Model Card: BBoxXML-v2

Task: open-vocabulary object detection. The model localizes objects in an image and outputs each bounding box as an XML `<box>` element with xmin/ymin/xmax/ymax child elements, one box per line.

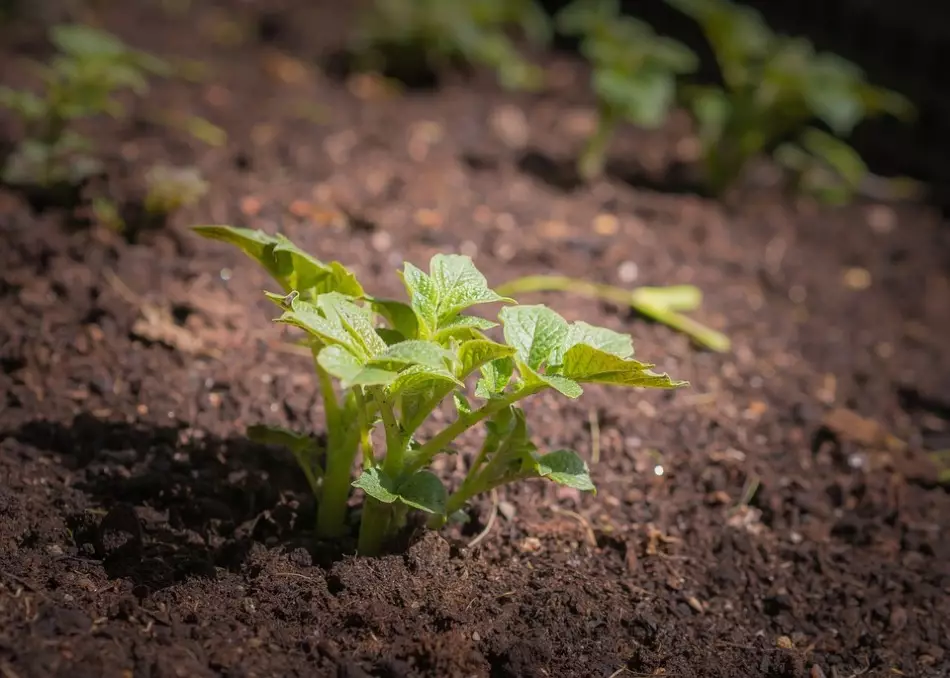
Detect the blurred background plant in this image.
<box><xmin>556</xmin><ymin>0</ymin><xmax>698</xmax><ymax>182</ymax></box>
<box><xmin>0</xmin><ymin>24</ymin><xmax>170</xmax><ymax>194</ymax></box>
<box><xmin>666</xmin><ymin>0</ymin><xmax>915</xmax><ymax>202</ymax></box>
<box><xmin>349</xmin><ymin>0</ymin><xmax>552</xmax><ymax>90</ymax></box>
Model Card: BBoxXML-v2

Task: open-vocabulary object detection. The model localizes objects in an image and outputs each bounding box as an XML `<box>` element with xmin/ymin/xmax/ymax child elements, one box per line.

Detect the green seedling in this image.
<box><xmin>351</xmin><ymin>0</ymin><xmax>552</xmax><ymax>90</ymax></box>
<box><xmin>144</xmin><ymin>164</ymin><xmax>208</xmax><ymax>216</ymax></box>
<box><xmin>495</xmin><ymin>275</ymin><xmax>730</xmax><ymax>352</ymax></box>
<box><xmin>0</xmin><ymin>24</ymin><xmax>170</xmax><ymax>190</ymax></box>
<box><xmin>557</xmin><ymin>0</ymin><xmax>698</xmax><ymax>181</ymax></box>
<box><xmin>666</xmin><ymin>0</ymin><xmax>913</xmax><ymax>201</ymax></box>
<box><xmin>195</xmin><ymin>225</ymin><xmax>686</xmax><ymax>555</ymax></box>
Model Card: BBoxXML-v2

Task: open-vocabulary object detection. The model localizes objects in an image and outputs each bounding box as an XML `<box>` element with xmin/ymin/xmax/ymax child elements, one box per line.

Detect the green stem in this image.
<box><xmin>579</xmin><ymin>104</ymin><xmax>616</xmax><ymax>183</ymax></box>
<box><xmin>352</xmin><ymin>388</ymin><xmax>375</xmax><ymax>468</ymax></box>
<box><xmin>374</xmin><ymin>388</ymin><xmax>405</xmax><ymax>477</ymax></box>
<box><xmin>317</xmin><ymin>442</ymin><xmax>356</xmax><ymax>538</ymax></box>
<box><xmin>357</xmin><ymin>498</ymin><xmax>393</xmax><ymax>556</ymax></box>
<box><xmin>405</xmin><ymin>388</ymin><xmax>539</xmax><ymax>475</ymax></box>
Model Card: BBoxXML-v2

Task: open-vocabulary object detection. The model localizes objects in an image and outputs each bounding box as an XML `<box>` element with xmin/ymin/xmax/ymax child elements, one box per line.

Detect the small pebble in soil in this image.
<box><xmin>843</xmin><ymin>267</ymin><xmax>872</xmax><ymax>290</ymax></box>
<box><xmin>617</xmin><ymin>261</ymin><xmax>638</xmax><ymax>284</ymax></box>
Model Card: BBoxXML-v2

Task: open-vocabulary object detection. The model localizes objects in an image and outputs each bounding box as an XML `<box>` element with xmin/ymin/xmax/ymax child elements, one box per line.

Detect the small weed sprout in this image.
<box><xmin>351</xmin><ymin>0</ymin><xmax>552</xmax><ymax>90</ymax></box>
<box><xmin>667</xmin><ymin>0</ymin><xmax>913</xmax><ymax>201</ymax></box>
<box><xmin>0</xmin><ymin>24</ymin><xmax>170</xmax><ymax>189</ymax></box>
<box><xmin>144</xmin><ymin>164</ymin><xmax>208</xmax><ymax>216</ymax></box>
<box><xmin>195</xmin><ymin>225</ymin><xmax>685</xmax><ymax>555</ymax></box>
<box><xmin>558</xmin><ymin>0</ymin><xmax>698</xmax><ymax>181</ymax></box>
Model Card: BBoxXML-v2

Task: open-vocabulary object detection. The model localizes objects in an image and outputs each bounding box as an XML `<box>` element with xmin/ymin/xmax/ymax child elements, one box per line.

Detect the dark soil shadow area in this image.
<box><xmin>517</xmin><ymin>148</ymin><xmax>708</xmax><ymax>196</ymax></box>
<box><xmin>2</xmin><ymin>414</ymin><xmax>348</xmax><ymax>594</ymax></box>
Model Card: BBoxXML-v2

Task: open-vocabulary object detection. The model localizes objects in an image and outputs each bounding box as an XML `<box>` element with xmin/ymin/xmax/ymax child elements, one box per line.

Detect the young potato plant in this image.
<box><xmin>0</xmin><ymin>24</ymin><xmax>170</xmax><ymax>191</ymax></box>
<box><xmin>195</xmin><ymin>225</ymin><xmax>685</xmax><ymax>556</ymax></box>
<box><xmin>350</xmin><ymin>0</ymin><xmax>551</xmax><ymax>90</ymax></box>
<box><xmin>666</xmin><ymin>0</ymin><xmax>913</xmax><ymax>201</ymax></box>
<box><xmin>557</xmin><ymin>0</ymin><xmax>698</xmax><ymax>181</ymax></box>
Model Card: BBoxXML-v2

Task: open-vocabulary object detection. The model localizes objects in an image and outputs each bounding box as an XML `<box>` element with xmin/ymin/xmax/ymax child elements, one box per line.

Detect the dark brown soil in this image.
<box><xmin>2</xmin><ymin>2</ymin><xmax>950</xmax><ymax>677</ymax></box>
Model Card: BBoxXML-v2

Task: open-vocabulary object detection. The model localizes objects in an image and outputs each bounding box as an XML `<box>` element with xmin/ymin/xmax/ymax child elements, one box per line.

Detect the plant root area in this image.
<box><xmin>1</xmin><ymin>2</ymin><xmax>949</xmax><ymax>677</ymax></box>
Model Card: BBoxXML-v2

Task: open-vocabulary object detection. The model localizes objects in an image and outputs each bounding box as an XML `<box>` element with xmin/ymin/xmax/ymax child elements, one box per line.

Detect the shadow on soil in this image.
<box><xmin>2</xmin><ymin>414</ymin><xmax>351</xmax><ymax>594</ymax></box>
<box><xmin>516</xmin><ymin>148</ymin><xmax>709</xmax><ymax>196</ymax></box>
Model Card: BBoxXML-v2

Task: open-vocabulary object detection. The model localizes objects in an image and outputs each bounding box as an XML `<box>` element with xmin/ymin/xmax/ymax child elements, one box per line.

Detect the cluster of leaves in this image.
<box><xmin>666</xmin><ymin>0</ymin><xmax>914</xmax><ymax>202</ymax></box>
<box><xmin>350</xmin><ymin>0</ymin><xmax>552</xmax><ymax>90</ymax></box>
<box><xmin>557</xmin><ymin>0</ymin><xmax>698</xmax><ymax>181</ymax></box>
<box><xmin>195</xmin><ymin>225</ymin><xmax>685</xmax><ymax>555</ymax></box>
<box><xmin>0</xmin><ymin>24</ymin><xmax>170</xmax><ymax>189</ymax></box>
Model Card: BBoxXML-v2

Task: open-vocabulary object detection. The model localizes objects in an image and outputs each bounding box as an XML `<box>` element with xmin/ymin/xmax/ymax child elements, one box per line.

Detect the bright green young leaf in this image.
<box><xmin>370</xmin><ymin>340</ymin><xmax>454</xmax><ymax>372</ymax></box>
<box><xmin>455</xmin><ymin>339</ymin><xmax>516</xmax><ymax>380</ymax></box>
<box><xmin>401</xmin><ymin>261</ymin><xmax>440</xmax><ymax>335</ymax></box>
<box><xmin>475</xmin><ymin>356</ymin><xmax>515</xmax><ymax>398</ymax></box>
<box><xmin>394</xmin><ymin>470</ymin><xmax>447</xmax><ymax>514</ymax></box>
<box><xmin>429</xmin><ymin>253</ymin><xmax>512</xmax><ymax>324</ymax></box>
<box><xmin>317</xmin><ymin>345</ymin><xmax>398</xmax><ymax>388</ymax></box>
<box><xmin>453</xmin><ymin>391</ymin><xmax>472</xmax><ymax>416</ymax></box>
<box><xmin>499</xmin><ymin>305</ymin><xmax>569</xmax><ymax>371</ymax></box>
<box><xmin>433</xmin><ymin>315</ymin><xmax>498</xmax><ymax>343</ymax></box>
<box><xmin>556</xmin><ymin>343</ymin><xmax>685</xmax><ymax>389</ymax></box>
<box><xmin>275</xmin><ymin>296</ymin><xmax>356</xmax><ymax>350</ymax></box>
<box><xmin>531</xmin><ymin>449</ymin><xmax>596</xmax><ymax>492</ymax></box>
<box><xmin>317</xmin><ymin>293</ymin><xmax>387</xmax><ymax>358</ymax></box>
<box><xmin>560</xmin><ymin>321</ymin><xmax>634</xmax><ymax>361</ymax></box>
<box><xmin>524</xmin><ymin>369</ymin><xmax>584</xmax><ymax>399</ymax></box>
<box><xmin>386</xmin><ymin>364</ymin><xmax>462</xmax><ymax>398</ymax></box>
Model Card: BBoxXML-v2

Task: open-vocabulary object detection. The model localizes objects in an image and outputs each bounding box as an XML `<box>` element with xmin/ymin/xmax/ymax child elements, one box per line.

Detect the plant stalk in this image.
<box><xmin>578</xmin><ymin>105</ymin><xmax>617</xmax><ymax>183</ymax></box>
<box><xmin>357</xmin><ymin>498</ymin><xmax>392</xmax><ymax>556</ymax></box>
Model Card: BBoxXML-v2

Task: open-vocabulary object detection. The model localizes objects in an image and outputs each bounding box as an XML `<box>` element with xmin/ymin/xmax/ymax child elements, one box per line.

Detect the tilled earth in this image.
<box><xmin>1</xmin><ymin>2</ymin><xmax>949</xmax><ymax>677</ymax></box>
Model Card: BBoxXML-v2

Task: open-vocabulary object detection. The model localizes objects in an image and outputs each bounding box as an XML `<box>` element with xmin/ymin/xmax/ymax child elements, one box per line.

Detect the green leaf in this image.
<box><xmin>317</xmin><ymin>345</ymin><xmax>398</xmax><ymax>388</ymax></box>
<box><xmin>352</xmin><ymin>467</ymin><xmax>399</xmax><ymax>503</ymax></box>
<box><xmin>799</xmin><ymin>127</ymin><xmax>867</xmax><ymax>189</ymax></box>
<box><xmin>557</xmin><ymin>0</ymin><xmax>619</xmax><ymax>34</ymax></box>
<box><xmin>394</xmin><ymin>470</ymin><xmax>446</xmax><ymax>514</ymax></box>
<box><xmin>429</xmin><ymin>253</ymin><xmax>512</xmax><ymax>324</ymax></box>
<box><xmin>455</xmin><ymin>339</ymin><xmax>516</xmax><ymax>380</ymax></box>
<box><xmin>535</xmin><ymin>373</ymin><xmax>584</xmax><ymax>398</ymax></box>
<box><xmin>369</xmin><ymin>297</ymin><xmax>420</xmax><ymax>340</ymax></box>
<box><xmin>453</xmin><ymin>391</ymin><xmax>472</xmax><ymax>416</ymax></box>
<box><xmin>317</xmin><ymin>293</ymin><xmax>386</xmax><ymax>358</ymax></box>
<box><xmin>403</xmin><ymin>255</ymin><xmax>511</xmax><ymax>335</ymax></box>
<box><xmin>531</xmin><ymin>449</ymin><xmax>595</xmax><ymax>492</ymax></box>
<box><xmin>370</xmin><ymin>340</ymin><xmax>454</xmax><ymax>372</ymax></box>
<box><xmin>475</xmin><ymin>356</ymin><xmax>515</xmax><ymax>398</ymax></box>
<box><xmin>556</xmin><ymin>344</ymin><xmax>685</xmax><ymax>389</ymax></box>
<box><xmin>351</xmin><ymin>468</ymin><xmax>447</xmax><ymax>515</ymax></box>
<box><xmin>0</xmin><ymin>87</ymin><xmax>46</xmax><ymax>120</ymax></box>
<box><xmin>401</xmin><ymin>261</ymin><xmax>440</xmax><ymax>335</ymax></box>
<box><xmin>559</xmin><ymin>321</ymin><xmax>634</xmax><ymax>361</ymax></box>
<box><xmin>499</xmin><ymin>305</ymin><xmax>569</xmax><ymax>371</ymax></box>
<box><xmin>193</xmin><ymin>226</ymin><xmax>364</xmax><ymax>298</ymax></box>
<box><xmin>275</xmin><ymin>296</ymin><xmax>356</xmax><ymax>350</ymax></box>
<box><xmin>433</xmin><ymin>315</ymin><xmax>498</xmax><ymax>343</ymax></box>
<box><xmin>386</xmin><ymin>364</ymin><xmax>462</xmax><ymax>398</ymax></box>
<box><xmin>247</xmin><ymin>424</ymin><xmax>320</xmax><ymax>456</ymax></box>
<box><xmin>594</xmin><ymin>68</ymin><xmax>676</xmax><ymax>129</ymax></box>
